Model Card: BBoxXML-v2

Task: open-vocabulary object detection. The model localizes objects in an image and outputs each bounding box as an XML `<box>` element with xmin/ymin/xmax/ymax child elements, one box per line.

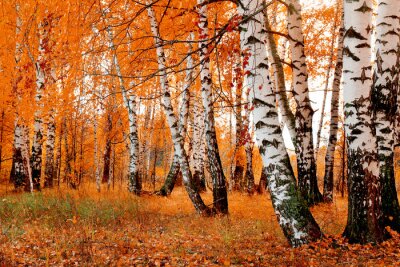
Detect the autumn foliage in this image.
<box><xmin>0</xmin><ymin>0</ymin><xmax>400</xmax><ymax>264</ymax></box>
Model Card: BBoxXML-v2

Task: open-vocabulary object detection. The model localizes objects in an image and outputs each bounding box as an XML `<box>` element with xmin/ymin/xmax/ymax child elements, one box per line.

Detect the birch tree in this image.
<box><xmin>10</xmin><ymin>2</ymin><xmax>29</xmax><ymax>189</ymax></box>
<box><xmin>147</xmin><ymin>5</ymin><xmax>212</xmax><ymax>215</ymax></box>
<box><xmin>197</xmin><ymin>0</ymin><xmax>228</xmax><ymax>214</ymax></box>
<box><xmin>106</xmin><ymin>24</ymin><xmax>141</xmax><ymax>195</ymax></box>
<box><xmin>191</xmin><ymin>100</ymin><xmax>207</xmax><ymax>192</ymax></box>
<box><xmin>30</xmin><ymin>17</ymin><xmax>49</xmax><ymax>191</ymax></box>
<box><xmin>158</xmin><ymin>35</ymin><xmax>194</xmax><ymax>196</ymax></box>
<box><xmin>240</xmin><ymin>0</ymin><xmax>322</xmax><ymax>247</ymax></box>
<box><xmin>372</xmin><ymin>0</ymin><xmax>400</xmax><ymax>232</ymax></box>
<box><xmin>263</xmin><ymin>7</ymin><xmax>296</xmax><ymax>141</ymax></box>
<box><xmin>287</xmin><ymin>0</ymin><xmax>322</xmax><ymax>205</ymax></box>
<box><xmin>342</xmin><ymin>0</ymin><xmax>384</xmax><ymax>243</ymax></box>
<box><xmin>323</xmin><ymin>8</ymin><xmax>344</xmax><ymax>202</ymax></box>
<box><xmin>232</xmin><ymin>59</ymin><xmax>245</xmax><ymax>191</ymax></box>
<box><xmin>243</xmin><ymin>103</ymin><xmax>255</xmax><ymax>193</ymax></box>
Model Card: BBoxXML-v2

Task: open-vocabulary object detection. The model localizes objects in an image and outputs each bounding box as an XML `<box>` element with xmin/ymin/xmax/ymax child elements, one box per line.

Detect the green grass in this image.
<box><xmin>0</xmin><ymin>192</ymin><xmax>140</xmax><ymax>237</ymax></box>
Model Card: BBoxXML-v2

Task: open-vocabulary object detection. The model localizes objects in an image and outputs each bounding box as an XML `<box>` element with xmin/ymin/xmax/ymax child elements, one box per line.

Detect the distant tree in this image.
<box><xmin>323</xmin><ymin>5</ymin><xmax>344</xmax><ymax>203</ymax></box>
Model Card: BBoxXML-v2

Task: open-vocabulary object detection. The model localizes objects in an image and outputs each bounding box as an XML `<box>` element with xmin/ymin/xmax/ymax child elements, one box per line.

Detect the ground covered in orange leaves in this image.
<box><xmin>0</xmin><ymin>186</ymin><xmax>399</xmax><ymax>266</ymax></box>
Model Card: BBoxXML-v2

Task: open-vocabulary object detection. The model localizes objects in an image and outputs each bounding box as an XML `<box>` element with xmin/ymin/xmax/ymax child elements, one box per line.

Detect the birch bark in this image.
<box><xmin>287</xmin><ymin>0</ymin><xmax>322</xmax><ymax>205</ymax></box>
<box><xmin>30</xmin><ymin>18</ymin><xmax>50</xmax><ymax>191</ymax></box>
<box><xmin>240</xmin><ymin>0</ymin><xmax>322</xmax><ymax>247</ymax></box>
<box><xmin>372</xmin><ymin>0</ymin><xmax>400</xmax><ymax>232</ymax></box>
<box><xmin>106</xmin><ymin>25</ymin><xmax>141</xmax><ymax>194</ymax></box>
<box><xmin>197</xmin><ymin>0</ymin><xmax>228</xmax><ymax>214</ymax></box>
<box><xmin>342</xmin><ymin>0</ymin><xmax>384</xmax><ymax>243</ymax></box>
<box><xmin>191</xmin><ymin>100</ymin><xmax>207</xmax><ymax>192</ymax></box>
<box><xmin>147</xmin><ymin>6</ymin><xmax>211</xmax><ymax>215</ymax></box>
<box><xmin>11</xmin><ymin>2</ymin><xmax>29</xmax><ymax>190</ymax></box>
<box><xmin>323</xmin><ymin>9</ymin><xmax>344</xmax><ymax>202</ymax></box>
<box><xmin>232</xmin><ymin>59</ymin><xmax>245</xmax><ymax>190</ymax></box>
<box><xmin>159</xmin><ymin>35</ymin><xmax>194</xmax><ymax>195</ymax></box>
<box><xmin>263</xmin><ymin>8</ymin><xmax>296</xmax><ymax>140</ymax></box>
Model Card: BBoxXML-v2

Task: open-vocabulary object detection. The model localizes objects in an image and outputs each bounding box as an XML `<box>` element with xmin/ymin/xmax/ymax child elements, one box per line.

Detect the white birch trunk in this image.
<box><xmin>158</xmin><ymin>34</ymin><xmax>194</xmax><ymax>195</ymax></box>
<box><xmin>191</xmin><ymin>100</ymin><xmax>207</xmax><ymax>191</ymax></box>
<box><xmin>287</xmin><ymin>0</ymin><xmax>322</xmax><ymax>205</ymax></box>
<box><xmin>323</xmin><ymin>9</ymin><xmax>344</xmax><ymax>202</ymax></box>
<box><xmin>30</xmin><ymin>18</ymin><xmax>49</xmax><ymax>190</ymax></box>
<box><xmin>106</xmin><ymin>25</ymin><xmax>141</xmax><ymax>194</ymax></box>
<box><xmin>316</xmin><ymin>5</ymin><xmax>341</xmax><ymax>155</ymax></box>
<box><xmin>263</xmin><ymin>8</ymin><xmax>296</xmax><ymax>141</ymax></box>
<box><xmin>239</xmin><ymin>0</ymin><xmax>321</xmax><ymax>247</ymax></box>
<box><xmin>12</xmin><ymin>122</ymin><xmax>28</xmax><ymax>189</ymax></box>
<box><xmin>11</xmin><ymin>2</ymin><xmax>29</xmax><ymax>189</ymax></box>
<box><xmin>147</xmin><ymin>5</ymin><xmax>211</xmax><ymax>215</ymax></box>
<box><xmin>231</xmin><ymin>56</ymin><xmax>246</xmax><ymax>191</ymax></box>
<box><xmin>20</xmin><ymin>125</ymin><xmax>33</xmax><ymax>193</ymax></box>
<box><xmin>373</xmin><ymin>0</ymin><xmax>400</xmax><ymax>232</ymax></box>
<box><xmin>197</xmin><ymin>0</ymin><xmax>228</xmax><ymax>214</ymax></box>
<box><xmin>342</xmin><ymin>0</ymin><xmax>384</xmax><ymax>243</ymax></box>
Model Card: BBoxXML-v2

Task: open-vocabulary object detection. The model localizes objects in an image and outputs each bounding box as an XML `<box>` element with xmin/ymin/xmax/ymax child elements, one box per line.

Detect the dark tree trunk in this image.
<box><xmin>343</xmin><ymin>149</ymin><xmax>385</xmax><ymax>243</ymax></box>
<box><xmin>245</xmin><ymin>145</ymin><xmax>255</xmax><ymax>194</ymax></box>
<box><xmin>233</xmin><ymin>164</ymin><xmax>244</xmax><ymax>191</ymax></box>
<box><xmin>102</xmin><ymin>140</ymin><xmax>112</xmax><ymax>184</ymax></box>
<box><xmin>257</xmin><ymin>167</ymin><xmax>268</xmax><ymax>194</ymax></box>
<box><xmin>102</xmin><ymin>113</ymin><xmax>113</xmax><ymax>184</ymax></box>
<box><xmin>30</xmin><ymin>129</ymin><xmax>43</xmax><ymax>191</ymax></box>
<box><xmin>158</xmin><ymin>155</ymin><xmax>180</xmax><ymax>196</ymax></box>
<box><xmin>381</xmin><ymin>155</ymin><xmax>400</xmax><ymax>232</ymax></box>
<box><xmin>11</xmin><ymin>147</ymin><xmax>26</xmax><ymax>189</ymax></box>
<box><xmin>193</xmin><ymin>169</ymin><xmax>206</xmax><ymax>192</ymax></box>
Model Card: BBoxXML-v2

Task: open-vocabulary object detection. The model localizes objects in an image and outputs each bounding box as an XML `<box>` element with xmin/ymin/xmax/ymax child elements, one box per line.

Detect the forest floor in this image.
<box><xmin>0</xmin><ymin>185</ymin><xmax>399</xmax><ymax>266</ymax></box>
